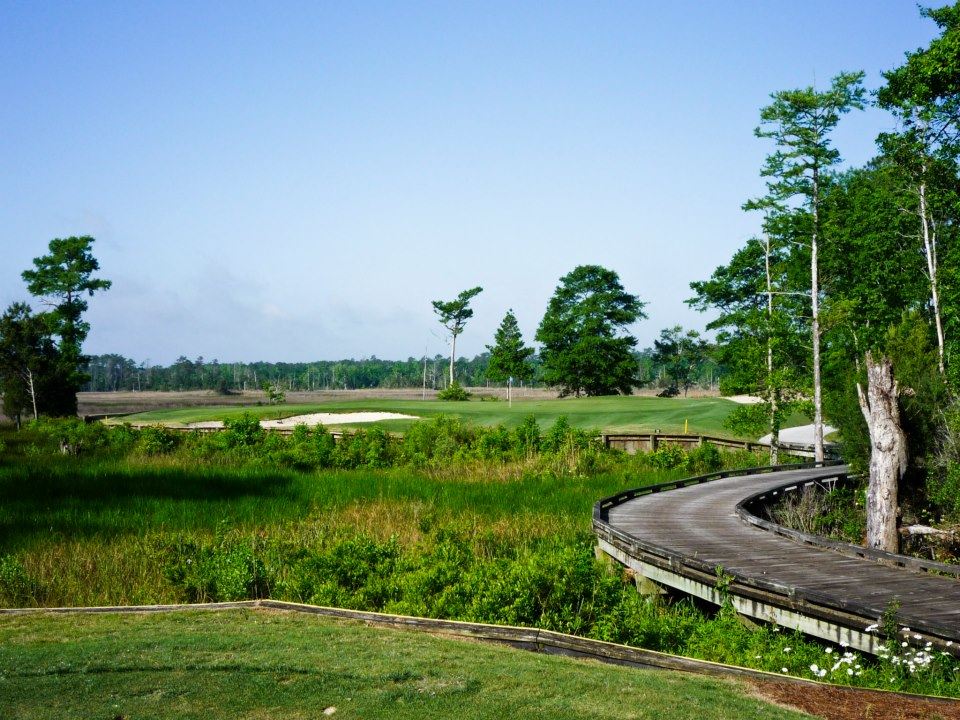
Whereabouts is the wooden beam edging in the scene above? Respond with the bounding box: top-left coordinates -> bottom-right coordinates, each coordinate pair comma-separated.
1,599 -> 957,706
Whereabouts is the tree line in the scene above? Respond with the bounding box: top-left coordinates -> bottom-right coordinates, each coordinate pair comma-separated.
82,342 -> 718,396
2,239 -> 720,412
689,3 -> 960,551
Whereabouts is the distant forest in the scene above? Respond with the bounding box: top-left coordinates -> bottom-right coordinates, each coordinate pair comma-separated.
83,350 -> 721,393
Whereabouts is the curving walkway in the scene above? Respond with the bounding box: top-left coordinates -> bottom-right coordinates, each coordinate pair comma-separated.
594,464 -> 960,655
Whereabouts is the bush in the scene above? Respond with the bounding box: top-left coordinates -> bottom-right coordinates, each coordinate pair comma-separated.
437,382 -> 471,401
541,415 -> 573,453
222,413 -> 265,448
136,425 -> 181,455
687,443 -> 722,472
402,415 -> 475,464
30,417 -> 110,455
513,415 -> 541,454
333,428 -> 398,469
649,443 -> 688,469
164,533 -> 269,603
930,462 -> 960,519
474,424 -> 514,461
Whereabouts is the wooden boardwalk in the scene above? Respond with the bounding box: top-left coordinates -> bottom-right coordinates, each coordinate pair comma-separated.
594,464 -> 960,655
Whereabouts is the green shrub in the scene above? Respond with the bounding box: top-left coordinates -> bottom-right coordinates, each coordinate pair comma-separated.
30,417 -> 110,455
437,382 -> 471,401
929,462 -> 960,519
402,415 -> 475,463
222,413 -> 265,448
332,428 -> 398,469
513,415 -> 541,454
272,424 -> 337,470
164,534 -> 269,603
541,415 -> 573,453
687,443 -> 722,473
649,443 -> 688,469
136,425 -> 182,455
277,535 -> 403,610
474,424 -> 514,461
105,423 -> 139,453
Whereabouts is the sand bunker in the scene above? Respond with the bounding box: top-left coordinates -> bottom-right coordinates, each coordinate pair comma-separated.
186,411 -> 418,430
725,394 -> 763,404
758,423 -> 837,445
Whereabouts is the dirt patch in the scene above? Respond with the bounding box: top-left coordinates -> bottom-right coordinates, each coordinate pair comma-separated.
750,679 -> 960,720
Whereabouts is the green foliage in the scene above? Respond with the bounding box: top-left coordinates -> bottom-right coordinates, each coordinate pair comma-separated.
930,401 -> 960,519
687,443 -> 723,473
436,381 -> 471,401
485,308 -> 534,384
0,555 -> 42,605
513,414 -> 541,454
432,286 -> 483,385
536,265 -> 647,397
542,416 -> 576,453
261,381 -> 286,405
5,424 -> 958,696
755,72 -> 866,201
222,412 -> 265,448
29,417 -> 110,455
651,326 -> 708,397
649,443 -> 688,470
136,425 -> 182,455
0,302 -> 67,421
333,427 -> 397,469
164,533 -> 270,602
723,404 -> 768,439
20,236 -> 111,411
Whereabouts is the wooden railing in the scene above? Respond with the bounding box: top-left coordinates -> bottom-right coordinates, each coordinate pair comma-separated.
593,460 -> 843,525
737,475 -> 960,579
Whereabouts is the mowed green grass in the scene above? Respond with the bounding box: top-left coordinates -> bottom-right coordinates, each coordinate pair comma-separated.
123,395 -> 743,436
0,609 -> 813,720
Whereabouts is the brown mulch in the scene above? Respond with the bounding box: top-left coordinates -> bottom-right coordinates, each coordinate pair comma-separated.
750,679 -> 960,720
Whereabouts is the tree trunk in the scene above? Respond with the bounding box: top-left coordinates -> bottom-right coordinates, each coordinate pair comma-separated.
27,367 -> 38,421
918,174 -> 946,376
449,333 -> 457,386
810,168 -> 825,462
857,352 -> 907,553
764,234 -> 780,466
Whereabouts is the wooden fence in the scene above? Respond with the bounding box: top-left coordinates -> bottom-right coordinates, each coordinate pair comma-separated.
600,432 -> 838,460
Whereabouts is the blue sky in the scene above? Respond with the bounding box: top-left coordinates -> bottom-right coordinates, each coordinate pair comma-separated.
0,1 -> 941,364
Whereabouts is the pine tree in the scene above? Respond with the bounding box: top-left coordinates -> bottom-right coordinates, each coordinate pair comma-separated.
485,309 -> 534,384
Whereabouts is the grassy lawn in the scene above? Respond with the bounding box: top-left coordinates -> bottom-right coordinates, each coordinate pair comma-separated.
0,608 -> 813,720
121,395 -> 743,435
